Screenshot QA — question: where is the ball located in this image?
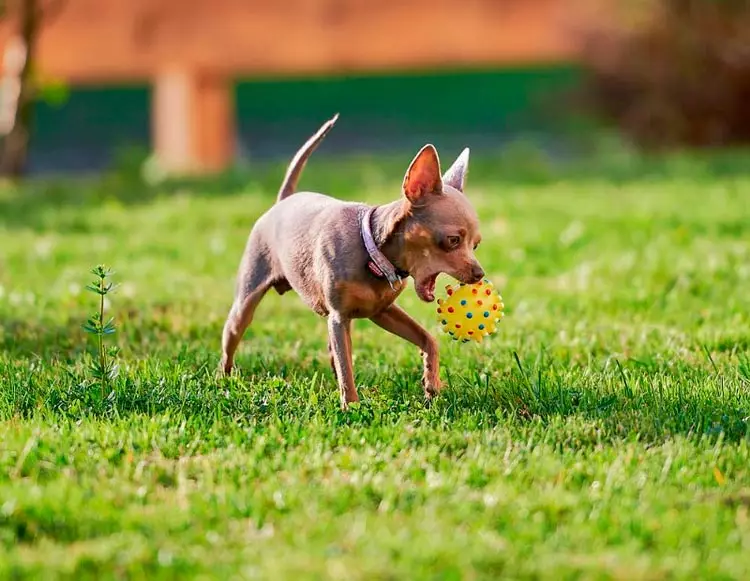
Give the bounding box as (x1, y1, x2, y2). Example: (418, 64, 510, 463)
(436, 279, 504, 343)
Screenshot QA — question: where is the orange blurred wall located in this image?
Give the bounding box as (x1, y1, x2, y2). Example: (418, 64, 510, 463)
(0, 0, 576, 173)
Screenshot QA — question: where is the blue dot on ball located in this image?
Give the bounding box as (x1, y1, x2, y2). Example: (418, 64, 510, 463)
(460, 299, 467, 306)
(479, 324, 485, 330)
(466, 312, 473, 319)
(483, 311, 490, 318)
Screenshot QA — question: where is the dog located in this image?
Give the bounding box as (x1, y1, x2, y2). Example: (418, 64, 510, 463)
(221, 114, 485, 409)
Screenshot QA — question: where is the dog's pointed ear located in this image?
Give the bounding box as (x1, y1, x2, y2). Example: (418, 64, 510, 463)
(442, 147, 470, 192)
(403, 144, 443, 204)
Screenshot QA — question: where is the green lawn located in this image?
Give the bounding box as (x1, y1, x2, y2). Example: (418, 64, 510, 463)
(1, 152, 750, 579)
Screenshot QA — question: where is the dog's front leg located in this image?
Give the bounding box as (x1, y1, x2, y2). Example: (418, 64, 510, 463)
(327, 313, 359, 408)
(370, 304, 441, 399)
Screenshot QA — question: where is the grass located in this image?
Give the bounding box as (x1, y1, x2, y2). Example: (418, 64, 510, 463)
(1, 150, 750, 579)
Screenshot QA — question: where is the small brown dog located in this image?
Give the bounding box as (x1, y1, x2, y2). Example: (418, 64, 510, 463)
(221, 115, 485, 408)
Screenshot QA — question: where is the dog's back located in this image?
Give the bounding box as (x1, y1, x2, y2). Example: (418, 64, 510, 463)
(254, 192, 367, 315)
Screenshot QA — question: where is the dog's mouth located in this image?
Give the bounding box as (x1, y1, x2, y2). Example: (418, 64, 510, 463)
(415, 273, 438, 302)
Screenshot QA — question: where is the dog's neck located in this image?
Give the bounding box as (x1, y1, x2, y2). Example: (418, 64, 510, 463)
(371, 201, 409, 268)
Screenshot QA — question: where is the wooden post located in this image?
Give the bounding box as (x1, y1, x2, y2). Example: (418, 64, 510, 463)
(194, 72, 235, 172)
(0, 0, 39, 177)
(152, 67, 234, 174)
(0, 36, 27, 136)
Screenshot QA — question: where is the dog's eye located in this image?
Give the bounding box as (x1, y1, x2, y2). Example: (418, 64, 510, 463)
(447, 235, 461, 248)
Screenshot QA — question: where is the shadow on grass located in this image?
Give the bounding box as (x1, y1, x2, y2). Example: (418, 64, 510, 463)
(2, 148, 750, 232)
(0, 157, 381, 233)
(2, 317, 748, 446)
(0, 317, 90, 362)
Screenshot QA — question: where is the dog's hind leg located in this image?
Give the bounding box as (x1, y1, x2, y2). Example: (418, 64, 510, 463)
(327, 339, 342, 385)
(221, 247, 275, 375)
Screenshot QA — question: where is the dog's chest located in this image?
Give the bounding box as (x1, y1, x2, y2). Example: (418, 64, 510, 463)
(334, 279, 406, 318)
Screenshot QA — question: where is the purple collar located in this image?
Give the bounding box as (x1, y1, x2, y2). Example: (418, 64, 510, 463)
(360, 206, 408, 290)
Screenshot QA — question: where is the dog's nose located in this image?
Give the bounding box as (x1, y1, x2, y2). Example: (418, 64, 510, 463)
(470, 265, 485, 283)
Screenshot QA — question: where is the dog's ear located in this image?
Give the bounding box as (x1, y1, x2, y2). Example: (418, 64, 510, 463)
(442, 148, 469, 193)
(403, 144, 443, 204)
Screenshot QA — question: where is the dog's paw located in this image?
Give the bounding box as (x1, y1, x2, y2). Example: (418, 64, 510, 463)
(422, 376, 441, 401)
(217, 359, 234, 378)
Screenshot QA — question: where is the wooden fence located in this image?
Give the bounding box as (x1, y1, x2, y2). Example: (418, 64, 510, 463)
(0, 0, 577, 173)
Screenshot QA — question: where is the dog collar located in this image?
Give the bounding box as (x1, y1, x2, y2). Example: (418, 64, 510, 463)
(360, 206, 409, 290)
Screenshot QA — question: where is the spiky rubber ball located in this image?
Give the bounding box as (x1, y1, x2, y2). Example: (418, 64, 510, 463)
(436, 279, 504, 342)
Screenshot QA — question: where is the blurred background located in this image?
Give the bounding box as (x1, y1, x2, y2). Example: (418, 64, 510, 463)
(0, 0, 747, 177)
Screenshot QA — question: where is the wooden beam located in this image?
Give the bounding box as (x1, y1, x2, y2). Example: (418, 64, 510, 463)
(152, 68, 234, 174)
(0, 0, 576, 83)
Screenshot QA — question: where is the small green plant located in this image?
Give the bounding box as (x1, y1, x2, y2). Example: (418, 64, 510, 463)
(82, 265, 120, 399)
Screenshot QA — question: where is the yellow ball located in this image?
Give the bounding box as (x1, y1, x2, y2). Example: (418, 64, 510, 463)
(436, 279, 504, 343)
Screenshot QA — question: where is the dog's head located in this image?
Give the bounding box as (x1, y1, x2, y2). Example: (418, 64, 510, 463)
(397, 145, 484, 302)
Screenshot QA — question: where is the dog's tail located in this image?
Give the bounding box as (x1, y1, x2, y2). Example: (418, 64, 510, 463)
(277, 114, 339, 202)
